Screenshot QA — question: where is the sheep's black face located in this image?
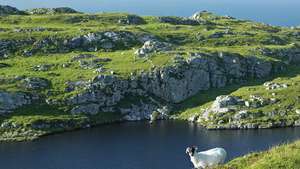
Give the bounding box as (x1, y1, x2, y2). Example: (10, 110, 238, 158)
(186, 147, 196, 157)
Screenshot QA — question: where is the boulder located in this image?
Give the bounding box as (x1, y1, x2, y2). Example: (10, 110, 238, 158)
(158, 16, 199, 25)
(210, 95, 243, 113)
(118, 15, 145, 25)
(233, 110, 250, 120)
(0, 91, 33, 114)
(135, 40, 172, 57)
(21, 77, 50, 90)
(71, 54, 96, 62)
(32, 64, 53, 71)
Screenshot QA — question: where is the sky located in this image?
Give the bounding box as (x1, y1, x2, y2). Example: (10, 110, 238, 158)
(0, 0, 299, 26)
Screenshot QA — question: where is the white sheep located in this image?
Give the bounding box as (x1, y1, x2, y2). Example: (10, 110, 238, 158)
(186, 146, 227, 169)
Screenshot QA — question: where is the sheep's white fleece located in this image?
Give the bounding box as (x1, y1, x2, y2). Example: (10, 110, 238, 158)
(190, 148, 226, 169)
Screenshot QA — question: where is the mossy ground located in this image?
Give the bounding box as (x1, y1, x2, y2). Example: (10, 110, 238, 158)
(215, 140, 300, 169)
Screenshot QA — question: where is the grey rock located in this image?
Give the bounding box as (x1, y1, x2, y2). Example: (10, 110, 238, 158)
(264, 82, 289, 90)
(158, 16, 199, 25)
(210, 95, 243, 113)
(21, 77, 50, 90)
(0, 91, 33, 114)
(118, 15, 145, 25)
(27, 7, 79, 15)
(135, 40, 172, 57)
(71, 104, 100, 115)
(234, 110, 250, 120)
(32, 64, 53, 71)
(71, 54, 96, 61)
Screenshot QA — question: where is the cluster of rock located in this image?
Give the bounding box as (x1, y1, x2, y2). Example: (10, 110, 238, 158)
(14, 27, 61, 33)
(135, 40, 172, 57)
(189, 94, 300, 129)
(257, 44, 300, 64)
(0, 39, 35, 58)
(157, 16, 199, 25)
(263, 82, 288, 90)
(118, 15, 145, 25)
(0, 31, 153, 58)
(32, 64, 53, 71)
(26, 7, 79, 15)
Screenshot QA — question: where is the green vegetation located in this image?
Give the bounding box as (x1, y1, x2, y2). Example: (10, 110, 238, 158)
(0, 8, 300, 141)
(216, 140, 300, 169)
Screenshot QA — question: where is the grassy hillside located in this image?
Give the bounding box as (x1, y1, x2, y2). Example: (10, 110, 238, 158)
(1, 7, 300, 141)
(216, 140, 300, 169)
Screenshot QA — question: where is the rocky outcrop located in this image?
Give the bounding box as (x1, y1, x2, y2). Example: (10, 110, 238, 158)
(21, 77, 50, 90)
(135, 40, 172, 57)
(0, 5, 26, 15)
(0, 91, 36, 114)
(26, 7, 79, 15)
(118, 15, 145, 25)
(257, 44, 300, 64)
(65, 51, 283, 121)
(158, 16, 199, 25)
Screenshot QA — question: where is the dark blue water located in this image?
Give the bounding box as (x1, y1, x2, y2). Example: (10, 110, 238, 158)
(0, 0, 299, 26)
(1, 121, 300, 169)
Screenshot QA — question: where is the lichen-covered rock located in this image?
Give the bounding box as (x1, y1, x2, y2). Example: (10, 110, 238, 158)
(135, 40, 172, 57)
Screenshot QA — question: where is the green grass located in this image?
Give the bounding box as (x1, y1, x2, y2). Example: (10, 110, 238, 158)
(0, 11, 300, 141)
(216, 140, 300, 169)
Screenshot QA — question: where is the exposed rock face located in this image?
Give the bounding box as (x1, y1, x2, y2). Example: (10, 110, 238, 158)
(257, 45, 300, 64)
(0, 91, 35, 114)
(27, 7, 79, 15)
(135, 40, 172, 57)
(0, 5, 25, 15)
(71, 104, 101, 115)
(158, 16, 199, 25)
(65, 51, 283, 122)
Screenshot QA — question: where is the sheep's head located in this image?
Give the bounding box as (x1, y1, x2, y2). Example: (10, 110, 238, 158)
(186, 146, 197, 157)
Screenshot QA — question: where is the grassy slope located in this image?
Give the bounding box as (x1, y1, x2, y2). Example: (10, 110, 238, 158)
(0, 11, 300, 140)
(216, 140, 300, 169)
(176, 65, 300, 127)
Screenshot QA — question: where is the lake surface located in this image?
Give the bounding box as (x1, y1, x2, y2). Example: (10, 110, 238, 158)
(1, 121, 300, 169)
(0, 0, 300, 26)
